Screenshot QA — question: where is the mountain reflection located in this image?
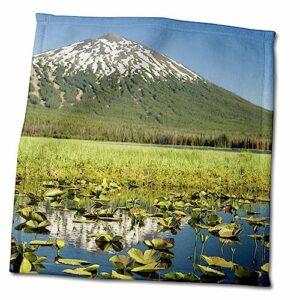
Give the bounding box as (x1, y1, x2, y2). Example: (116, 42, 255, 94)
(47, 209, 162, 251)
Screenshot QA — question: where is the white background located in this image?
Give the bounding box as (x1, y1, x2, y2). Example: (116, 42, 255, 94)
(0, 0, 299, 299)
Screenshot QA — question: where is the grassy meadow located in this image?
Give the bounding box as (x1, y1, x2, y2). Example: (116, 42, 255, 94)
(16, 136, 271, 198)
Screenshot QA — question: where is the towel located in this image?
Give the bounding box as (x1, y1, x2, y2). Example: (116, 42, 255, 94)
(10, 13, 275, 286)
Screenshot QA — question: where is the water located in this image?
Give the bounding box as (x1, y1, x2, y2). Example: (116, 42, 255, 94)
(11, 195, 270, 286)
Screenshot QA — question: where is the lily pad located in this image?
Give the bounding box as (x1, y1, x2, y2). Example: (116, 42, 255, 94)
(234, 265, 260, 280)
(63, 264, 99, 276)
(131, 262, 165, 273)
(208, 223, 242, 238)
(111, 270, 133, 280)
(261, 263, 269, 272)
(30, 239, 55, 246)
(194, 264, 225, 278)
(56, 258, 90, 266)
(128, 248, 161, 265)
(207, 214, 222, 226)
(109, 255, 132, 270)
(19, 257, 32, 274)
(94, 234, 123, 252)
(164, 272, 185, 280)
(241, 217, 269, 226)
(248, 234, 269, 241)
(164, 272, 200, 281)
(144, 238, 174, 250)
(201, 255, 234, 269)
(98, 217, 122, 222)
(44, 189, 66, 197)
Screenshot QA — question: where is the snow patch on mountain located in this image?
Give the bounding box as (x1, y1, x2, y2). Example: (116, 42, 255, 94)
(33, 33, 202, 82)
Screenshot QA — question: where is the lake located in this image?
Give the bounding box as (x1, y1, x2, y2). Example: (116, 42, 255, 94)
(11, 187, 270, 286)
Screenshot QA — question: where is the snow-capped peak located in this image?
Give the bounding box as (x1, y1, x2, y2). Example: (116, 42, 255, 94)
(33, 33, 202, 82)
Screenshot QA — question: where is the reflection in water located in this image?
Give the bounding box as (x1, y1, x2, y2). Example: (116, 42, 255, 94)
(47, 210, 162, 251)
(12, 198, 270, 286)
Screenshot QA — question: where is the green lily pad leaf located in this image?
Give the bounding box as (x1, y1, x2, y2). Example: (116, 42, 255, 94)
(63, 268, 91, 276)
(94, 235, 123, 252)
(143, 238, 174, 250)
(207, 214, 222, 226)
(25, 220, 39, 228)
(73, 217, 95, 223)
(131, 262, 165, 273)
(98, 272, 112, 279)
(24, 252, 37, 263)
(96, 234, 113, 242)
(34, 256, 47, 264)
(128, 248, 161, 265)
(111, 270, 133, 280)
(248, 234, 269, 241)
(50, 201, 64, 208)
(194, 264, 225, 277)
(208, 223, 242, 238)
(30, 239, 55, 246)
(201, 255, 234, 269)
(31, 212, 47, 222)
(83, 264, 100, 273)
(44, 189, 66, 197)
(184, 273, 201, 282)
(17, 207, 32, 220)
(56, 258, 90, 266)
(109, 255, 132, 270)
(173, 210, 186, 217)
(158, 216, 181, 232)
(246, 211, 260, 215)
(234, 265, 260, 280)
(32, 263, 46, 271)
(261, 263, 269, 272)
(37, 220, 51, 228)
(154, 200, 173, 210)
(111, 236, 122, 242)
(98, 217, 122, 222)
(164, 272, 200, 281)
(157, 250, 174, 260)
(20, 257, 32, 273)
(164, 272, 185, 280)
(240, 217, 269, 226)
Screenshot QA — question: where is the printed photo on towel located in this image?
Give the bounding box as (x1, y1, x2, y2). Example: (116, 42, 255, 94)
(11, 15, 274, 286)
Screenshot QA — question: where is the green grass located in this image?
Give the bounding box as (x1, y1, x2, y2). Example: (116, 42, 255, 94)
(16, 137, 271, 198)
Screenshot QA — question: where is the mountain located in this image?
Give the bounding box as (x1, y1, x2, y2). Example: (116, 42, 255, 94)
(25, 34, 273, 149)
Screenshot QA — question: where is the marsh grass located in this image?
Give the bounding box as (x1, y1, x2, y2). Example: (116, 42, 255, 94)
(16, 137, 271, 198)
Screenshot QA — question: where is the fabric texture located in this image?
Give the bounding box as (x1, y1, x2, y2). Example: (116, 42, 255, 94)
(10, 13, 275, 286)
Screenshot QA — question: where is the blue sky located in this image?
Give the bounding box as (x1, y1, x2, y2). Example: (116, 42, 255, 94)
(34, 14, 275, 110)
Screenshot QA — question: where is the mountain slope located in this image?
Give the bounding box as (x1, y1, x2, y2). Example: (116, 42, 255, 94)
(25, 34, 273, 149)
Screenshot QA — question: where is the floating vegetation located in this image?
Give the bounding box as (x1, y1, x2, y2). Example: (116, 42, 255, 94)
(11, 178, 270, 286)
(201, 255, 234, 269)
(10, 238, 47, 274)
(144, 238, 175, 250)
(56, 258, 90, 266)
(234, 265, 261, 282)
(208, 223, 242, 239)
(63, 264, 99, 277)
(89, 234, 123, 252)
(164, 272, 200, 281)
(15, 207, 51, 233)
(194, 264, 226, 278)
